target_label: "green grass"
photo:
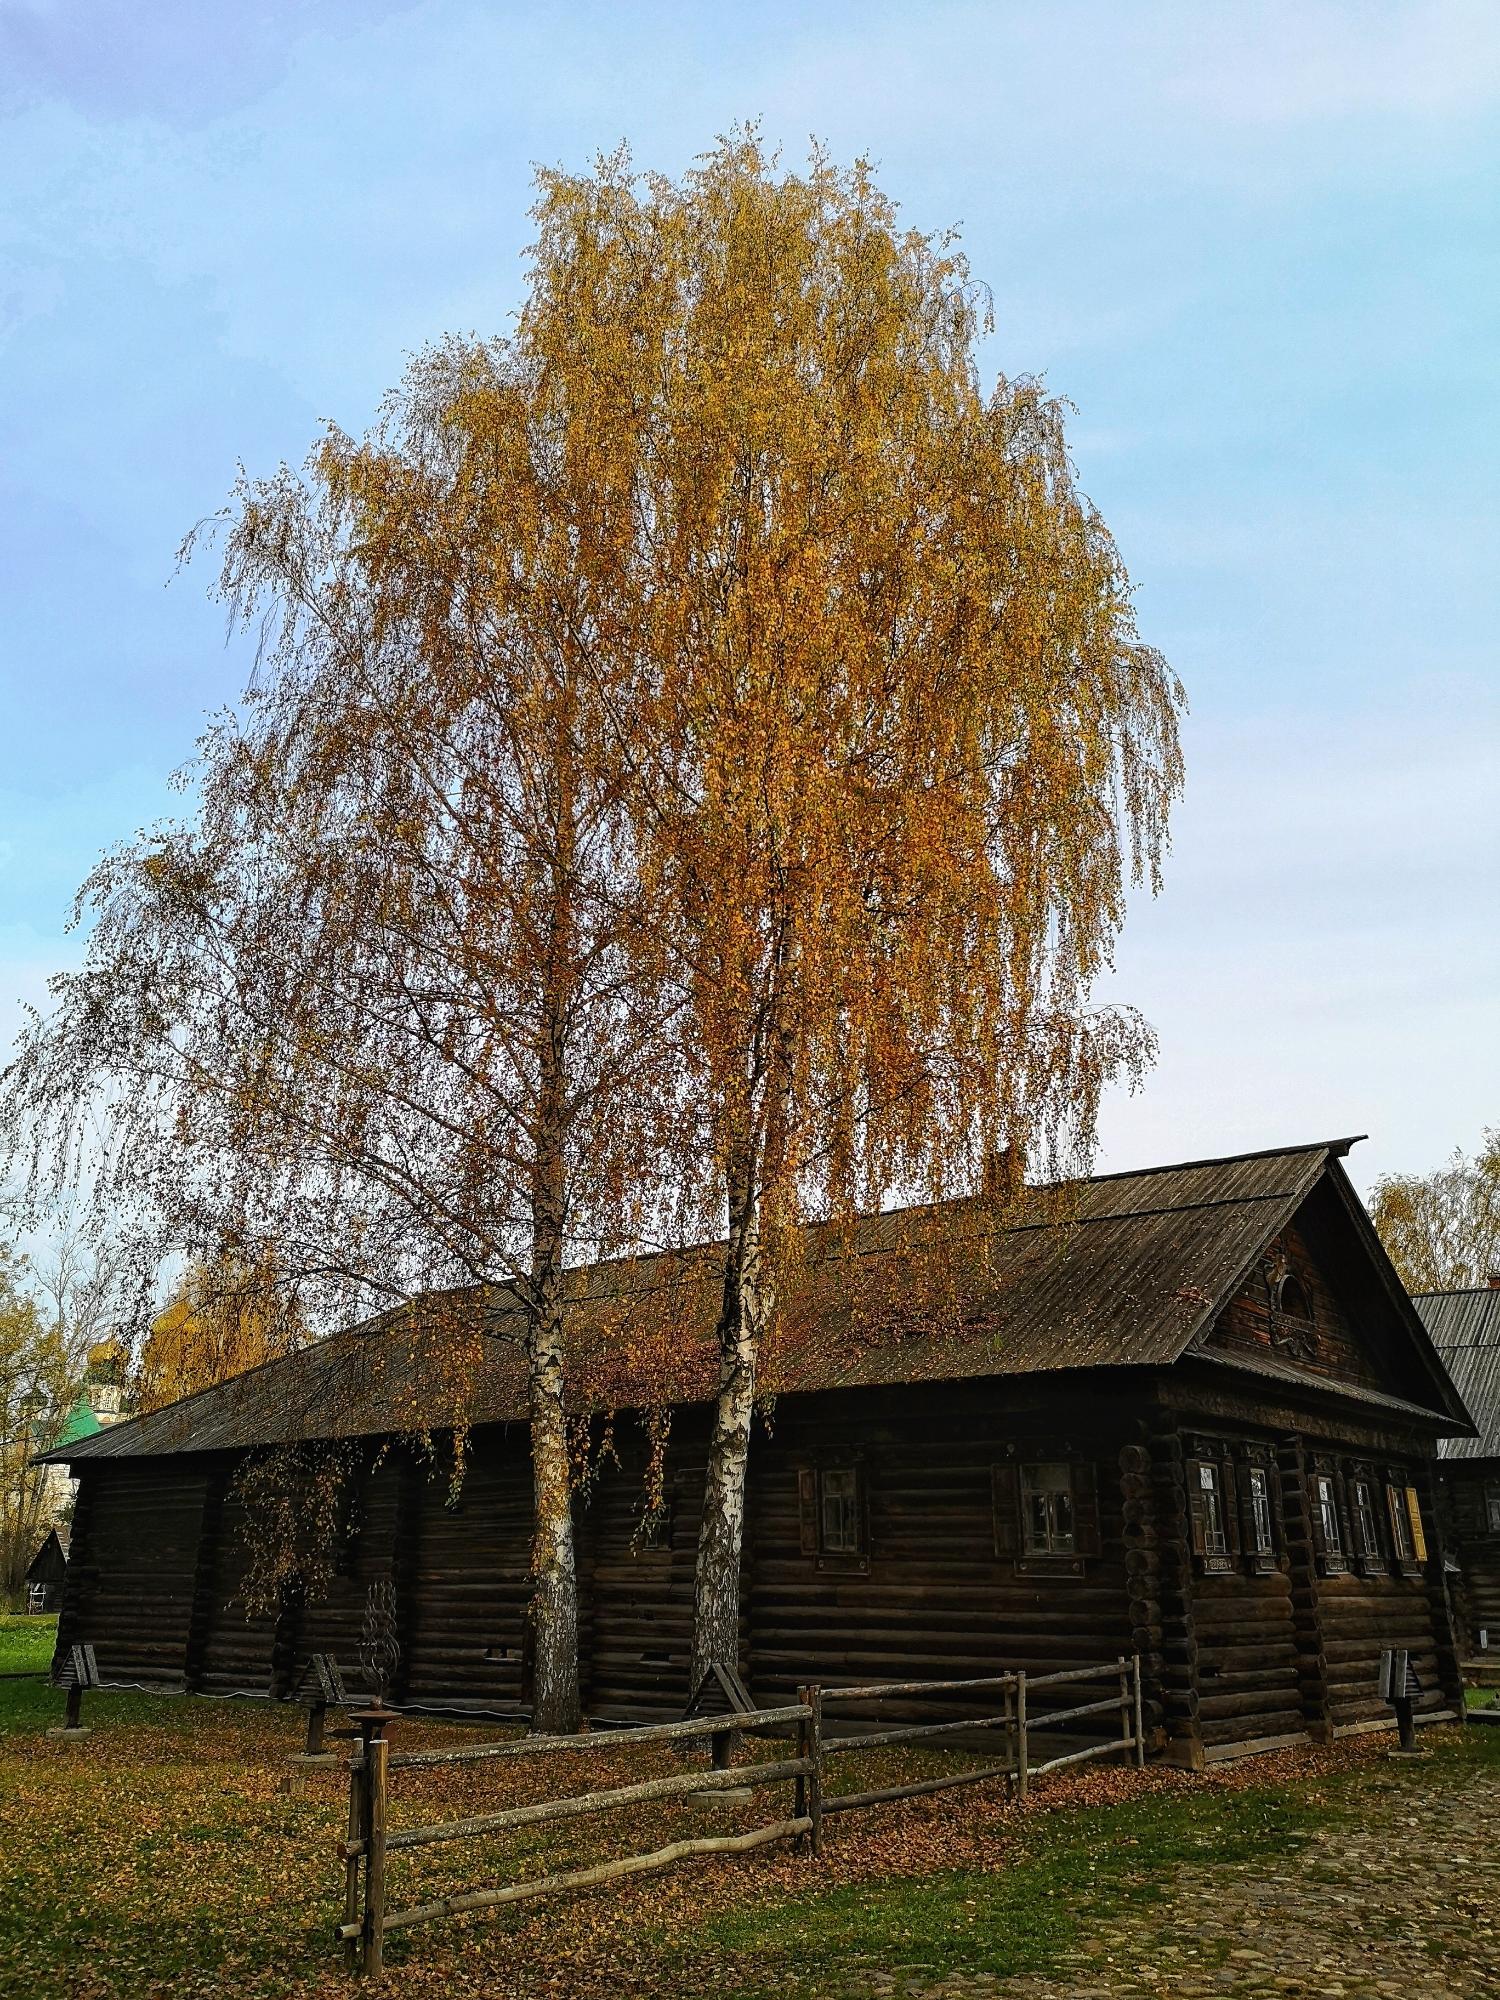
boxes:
[699,1781,1325,1996]
[0,1617,53,1676]
[0,1617,60,1736]
[697,1727,1500,1999]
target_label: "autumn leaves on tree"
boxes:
[0,136,1183,1727]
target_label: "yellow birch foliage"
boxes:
[136,1254,296,1414]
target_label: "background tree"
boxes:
[1370,1127,1500,1294]
[137,1252,293,1414]
[518,137,1185,1691]
[0,1235,125,1603]
[0,1251,64,1603]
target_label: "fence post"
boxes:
[1132,1653,1145,1768]
[794,1685,809,1842]
[357,1711,391,1978]
[806,1684,823,1855]
[1118,1655,1132,1763]
[342,1748,366,1973]
[1015,1671,1028,1802]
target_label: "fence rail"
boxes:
[334,1658,1142,1977]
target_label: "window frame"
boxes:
[1020,1460,1078,1558]
[992,1452,1100,1575]
[1485,1483,1500,1536]
[1311,1469,1347,1575]
[798,1459,870,1573]
[1348,1472,1383,1572]
[1187,1455,1235,1575]
[1241,1460,1278,1573]
[1385,1477,1425,1574]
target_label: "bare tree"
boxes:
[1371,1127,1500,1294]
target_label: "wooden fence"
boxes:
[820,1655,1144,1816]
[334,1657,1143,1977]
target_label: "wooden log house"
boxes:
[41,1139,1474,1765]
[1416,1280,1500,1660]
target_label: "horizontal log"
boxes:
[822,1761,1013,1815]
[1029,1737,1135,1776]
[1029,1693,1128,1729]
[387,1703,809,1768]
[1023,1659,1133,1691]
[374,1756,812,1853]
[821,1672,1017,1700]
[364,1817,813,1935]
[823,1712,1011,1755]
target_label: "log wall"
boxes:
[52,1374,1459,1759]
[744,1391,1134,1713]
[1436,1460,1500,1658]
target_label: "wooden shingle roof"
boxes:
[1417,1286,1500,1459]
[50,1136,1461,1462]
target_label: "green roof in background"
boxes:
[50,1398,103,1451]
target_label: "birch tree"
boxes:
[0,344,674,1732]
[1371,1127,1500,1293]
[516,137,1185,1691]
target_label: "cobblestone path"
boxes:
[845,1748,1500,2000]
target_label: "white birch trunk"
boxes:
[690,1173,774,1698]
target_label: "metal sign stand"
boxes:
[1378,1647,1430,1759]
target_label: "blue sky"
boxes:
[1,0,1496,1194]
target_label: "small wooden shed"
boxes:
[25,1526,69,1615]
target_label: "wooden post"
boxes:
[1150,1428,1205,1767]
[1132,1653,1145,1767]
[357,1712,391,1978]
[342,1750,366,1973]
[710,1727,732,1772]
[1119,1437,1166,1755]
[793,1685,809,1842]
[1015,1671,1028,1801]
[305,1700,327,1758]
[1118,1655,1132,1762]
[1278,1434,1333,1746]
[64,1683,83,1732]
[805,1684,823,1856]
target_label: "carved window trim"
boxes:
[992,1448,1100,1576]
[1309,1465,1347,1575]
[1264,1251,1318,1363]
[1238,1449,1280,1574]
[1347,1466,1384,1575]
[797,1458,870,1573]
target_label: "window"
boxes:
[1314,1475,1343,1558]
[1351,1478,1382,1563]
[1188,1459,1232,1571]
[1275,1274,1313,1321]
[636,1492,675,1553]
[820,1467,862,1554]
[1021,1462,1076,1555]
[798,1463,868,1568]
[992,1457,1099,1568]
[1246,1466,1275,1559]
[1387,1483,1416,1563]
[1486,1485,1500,1535]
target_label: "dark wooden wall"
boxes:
[1210,1222,1380,1395]
[1437,1459,1500,1659]
[744,1388,1133,1716]
[54,1375,1459,1760]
